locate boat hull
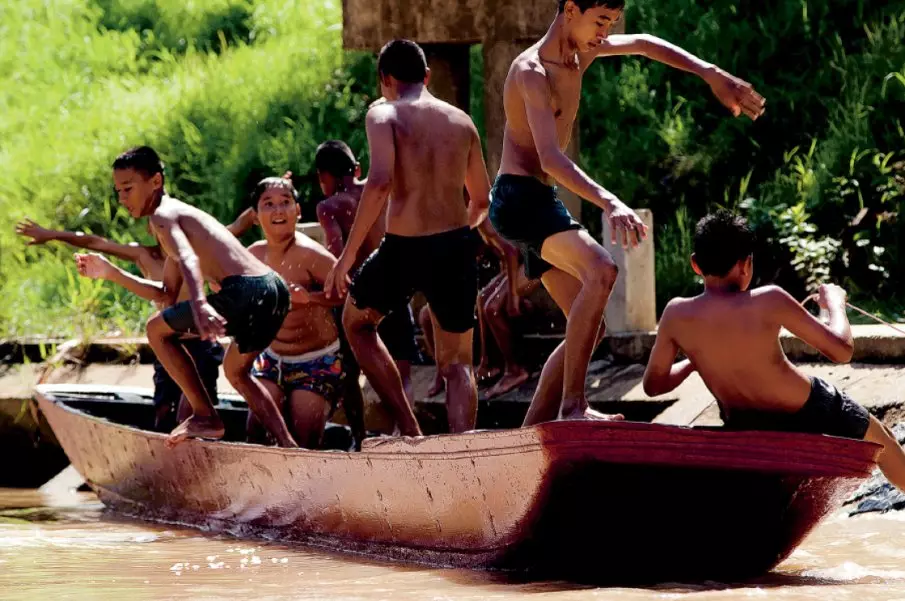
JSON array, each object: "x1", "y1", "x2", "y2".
[{"x1": 34, "y1": 385, "x2": 880, "y2": 583}]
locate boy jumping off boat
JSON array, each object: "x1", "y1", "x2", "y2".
[
  {"x1": 491, "y1": 0, "x2": 766, "y2": 426},
  {"x1": 326, "y1": 39, "x2": 491, "y2": 435},
  {"x1": 77, "y1": 146, "x2": 295, "y2": 447},
  {"x1": 643, "y1": 210, "x2": 905, "y2": 492}
]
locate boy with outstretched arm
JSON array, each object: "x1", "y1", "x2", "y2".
[
  {"x1": 491, "y1": 0, "x2": 766, "y2": 426},
  {"x1": 643, "y1": 211, "x2": 905, "y2": 492}
]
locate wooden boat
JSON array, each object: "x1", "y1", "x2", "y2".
[{"x1": 34, "y1": 383, "x2": 880, "y2": 583}]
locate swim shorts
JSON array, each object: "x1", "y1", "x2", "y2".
[
  {"x1": 721, "y1": 377, "x2": 871, "y2": 440},
  {"x1": 350, "y1": 227, "x2": 477, "y2": 334},
  {"x1": 250, "y1": 340, "x2": 346, "y2": 411},
  {"x1": 162, "y1": 271, "x2": 290, "y2": 355},
  {"x1": 489, "y1": 173, "x2": 584, "y2": 280}
]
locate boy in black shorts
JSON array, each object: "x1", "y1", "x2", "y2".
[{"x1": 326, "y1": 40, "x2": 490, "y2": 434}]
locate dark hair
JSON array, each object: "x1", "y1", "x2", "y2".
[
  {"x1": 693, "y1": 210, "x2": 755, "y2": 277},
  {"x1": 112, "y1": 146, "x2": 165, "y2": 181},
  {"x1": 249, "y1": 172, "x2": 299, "y2": 210},
  {"x1": 558, "y1": 0, "x2": 625, "y2": 13},
  {"x1": 315, "y1": 140, "x2": 357, "y2": 178},
  {"x1": 377, "y1": 39, "x2": 428, "y2": 84}
]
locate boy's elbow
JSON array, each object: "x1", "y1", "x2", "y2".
[
  {"x1": 537, "y1": 150, "x2": 564, "y2": 176},
  {"x1": 830, "y1": 339, "x2": 855, "y2": 363},
  {"x1": 642, "y1": 374, "x2": 660, "y2": 397}
]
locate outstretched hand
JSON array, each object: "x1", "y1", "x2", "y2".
[
  {"x1": 707, "y1": 68, "x2": 766, "y2": 121},
  {"x1": 606, "y1": 199, "x2": 648, "y2": 249},
  {"x1": 16, "y1": 219, "x2": 54, "y2": 245},
  {"x1": 289, "y1": 283, "x2": 313, "y2": 305},
  {"x1": 191, "y1": 300, "x2": 227, "y2": 342},
  {"x1": 324, "y1": 255, "x2": 353, "y2": 300},
  {"x1": 74, "y1": 252, "x2": 114, "y2": 280}
]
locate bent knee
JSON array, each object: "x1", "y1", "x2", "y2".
[
  {"x1": 438, "y1": 362, "x2": 471, "y2": 381},
  {"x1": 580, "y1": 255, "x2": 618, "y2": 292},
  {"x1": 146, "y1": 312, "x2": 170, "y2": 337}
]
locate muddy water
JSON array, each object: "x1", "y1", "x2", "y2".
[{"x1": 1, "y1": 490, "x2": 905, "y2": 601}]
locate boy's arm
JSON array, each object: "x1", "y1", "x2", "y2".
[
  {"x1": 17, "y1": 219, "x2": 146, "y2": 264},
  {"x1": 463, "y1": 125, "x2": 491, "y2": 229},
  {"x1": 151, "y1": 215, "x2": 226, "y2": 340},
  {"x1": 226, "y1": 208, "x2": 257, "y2": 238},
  {"x1": 771, "y1": 285, "x2": 854, "y2": 363},
  {"x1": 642, "y1": 303, "x2": 696, "y2": 396},
  {"x1": 325, "y1": 106, "x2": 394, "y2": 298},
  {"x1": 594, "y1": 35, "x2": 765, "y2": 121},
  {"x1": 518, "y1": 67, "x2": 647, "y2": 247},
  {"x1": 294, "y1": 245, "x2": 344, "y2": 307},
  {"x1": 316, "y1": 201, "x2": 347, "y2": 259},
  {"x1": 74, "y1": 253, "x2": 176, "y2": 305}
]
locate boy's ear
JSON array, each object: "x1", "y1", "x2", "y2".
[
  {"x1": 151, "y1": 172, "x2": 163, "y2": 190},
  {"x1": 354, "y1": 164, "x2": 362, "y2": 179},
  {"x1": 690, "y1": 254, "x2": 703, "y2": 276},
  {"x1": 423, "y1": 68, "x2": 431, "y2": 87}
]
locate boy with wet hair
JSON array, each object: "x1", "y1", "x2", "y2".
[
  {"x1": 643, "y1": 210, "x2": 905, "y2": 492},
  {"x1": 326, "y1": 39, "x2": 491, "y2": 436},
  {"x1": 77, "y1": 145, "x2": 295, "y2": 447},
  {"x1": 315, "y1": 139, "x2": 422, "y2": 409},
  {"x1": 492, "y1": 0, "x2": 766, "y2": 426},
  {"x1": 244, "y1": 174, "x2": 357, "y2": 449}
]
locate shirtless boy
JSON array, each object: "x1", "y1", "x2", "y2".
[
  {"x1": 245, "y1": 175, "x2": 354, "y2": 449},
  {"x1": 326, "y1": 39, "x2": 490, "y2": 435},
  {"x1": 24, "y1": 203, "x2": 254, "y2": 432},
  {"x1": 74, "y1": 146, "x2": 295, "y2": 447},
  {"x1": 314, "y1": 140, "x2": 421, "y2": 406},
  {"x1": 491, "y1": 0, "x2": 766, "y2": 426},
  {"x1": 643, "y1": 210, "x2": 905, "y2": 492}
]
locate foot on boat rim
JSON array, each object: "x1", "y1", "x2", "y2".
[
  {"x1": 165, "y1": 414, "x2": 226, "y2": 448},
  {"x1": 560, "y1": 405, "x2": 624, "y2": 422}
]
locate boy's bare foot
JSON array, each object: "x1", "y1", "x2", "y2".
[
  {"x1": 165, "y1": 415, "x2": 226, "y2": 448},
  {"x1": 476, "y1": 364, "x2": 501, "y2": 385},
  {"x1": 560, "y1": 403, "x2": 624, "y2": 422},
  {"x1": 485, "y1": 368, "x2": 530, "y2": 400},
  {"x1": 427, "y1": 371, "x2": 445, "y2": 397}
]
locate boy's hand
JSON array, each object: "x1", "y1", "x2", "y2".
[
  {"x1": 605, "y1": 199, "x2": 648, "y2": 249},
  {"x1": 466, "y1": 201, "x2": 488, "y2": 230},
  {"x1": 817, "y1": 284, "x2": 847, "y2": 310},
  {"x1": 325, "y1": 254, "x2": 353, "y2": 300},
  {"x1": 191, "y1": 300, "x2": 227, "y2": 342},
  {"x1": 16, "y1": 219, "x2": 54, "y2": 245},
  {"x1": 289, "y1": 283, "x2": 313, "y2": 305},
  {"x1": 74, "y1": 253, "x2": 114, "y2": 280},
  {"x1": 706, "y1": 68, "x2": 765, "y2": 121}
]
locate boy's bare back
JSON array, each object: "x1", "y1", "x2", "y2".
[
  {"x1": 151, "y1": 197, "x2": 270, "y2": 284},
  {"x1": 373, "y1": 97, "x2": 479, "y2": 236}
]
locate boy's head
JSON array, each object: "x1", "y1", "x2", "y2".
[
  {"x1": 112, "y1": 146, "x2": 165, "y2": 218},
  {"x1": 692, "y1": 210, "x2": 755, "y2": 290},
  {"x1": 559, "y1": 0, "x2": 625, "y2": 53},
  {"x1": 377, "y1": 39, "x2": 430, "y2": 100},
  {"x1": 249, "y1": 172, "x2": 300, "y2": 239},
  {"x1": 315, "y1": 140, "x2": 360, "y2": 197}
]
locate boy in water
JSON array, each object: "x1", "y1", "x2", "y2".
[
  {"x1": 245, "y1": 174, "x2": 357, "y2": 449},
  {"x1": 491, "y1": 0, "x2": 766, "y2": 425},
  {"x1": 643, "y1": 211, "x2": 905, "y2": 492},
  {"x1": 326, "y1": 39, "x2": 490, "y2": 435},
  {"x1": 314, "y1": 140, "x2": 422, "y2": 407},
  {"x1": 75, "y1": 146, "x2": 295, "y2": 447},
  {"x1": 23, "y1": 208, "x2": 254, "y2": 432}
]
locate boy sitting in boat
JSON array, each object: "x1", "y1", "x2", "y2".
[
  {"x1": 25, "y1": 211, "x2": 254, "y2": 432},
  {"x1": 643, "y1": 210, "x2": 905, "y2": 491},
  {"x1": 245, "y1": 173, "x2": 357, "y2": 449},
  {"x1": 75, "y1": 146, "x2": 296, "y2": 448}
]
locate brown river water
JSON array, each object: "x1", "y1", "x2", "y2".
[{"x1": 1, "y1": 490, "x2": 905, "y2": 600}]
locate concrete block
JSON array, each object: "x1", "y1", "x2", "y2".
[{"x1": 601, "y1": 208, "x2": 657, "y2": 333}]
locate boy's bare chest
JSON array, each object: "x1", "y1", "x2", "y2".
[{"x1": 546, "y1": 67, "x2": 583, "y2": 144}]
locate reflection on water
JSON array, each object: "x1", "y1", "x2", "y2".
[{"x1": 1, "y1": 489, "x2": 905, "y2": 601}]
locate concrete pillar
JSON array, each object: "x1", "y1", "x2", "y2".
[
  {"x1": 423, "y1": 43, "x2": 471, "y2": 110},
  {"x1": 601, "y1": 209, "x2": 657, "y2": 333},
  {"x1": 297, "y1": 222, "x2": 326, "y2": 247}
]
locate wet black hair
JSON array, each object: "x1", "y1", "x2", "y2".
[
  {"x1": 112, "y1": 146, "x2": 165, "y2": 183},
  {"x1": 315, "y1": 140, "x2": 358, "y2": 178},
  {"x1": 693, "y1": 210, "x2": 755, "y2": 277},
  {"x1": 377, "y1": 39, "x2": 428, "y2": 84},
  {"x1": 249, "y1": 172, "x2": 299, "y2": 211},
  {"x1": 558, "y1": 0, "x2": 626, "y2": 13}
]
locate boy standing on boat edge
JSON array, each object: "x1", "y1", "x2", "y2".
[
  {"x1": 76, "y1": 146, "x2": 297, "y2": 448},
  {"x1": 490, "y1": 0, "x2": 765, "y2": 426},
  {"x1": 643, "y1": 210, "x2": 905, "y2": 492},
  {"x1": 325, "y1": 39, "x2": 491, "y2": 436}
]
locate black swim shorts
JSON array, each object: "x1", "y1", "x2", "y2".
[
  {"x1": 162, "y1": 271, "x2": 290, "y2": 355},
  {"x1": 489, "y1": 173, "x2": 584, "y2": 280},
  {"x1": 349, "y1": 227, "x2": 477, "y2": 334},
  {"x1": 721, "y1": 377, "x2": 870, "y2": 440}
]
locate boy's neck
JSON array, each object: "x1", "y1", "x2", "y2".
[
  {"x1": 143, "y1": 189, "x2": 165, "y2": 216},
  {"x1": 338, "y1": 176, "x2": 362, "y2": 194},
  {"x1": 703, "y1": 278, "x2": 745, "y2": 294},
  {"x1": 396, "y1": 83, "x2": 426, "y2": 101},
  {"x1": 539, "y1": 14, "x2": 578, "y2": 67},
  {"x1": 264, "y1": 231, "x2": 297, "y2": 255}
]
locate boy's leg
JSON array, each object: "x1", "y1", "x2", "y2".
[
  {"x1": 430, "y1": 312, "x2": 477, "y2": 434},
  {"x1": 343, "y1": 298, "x2": 422, "y2": 437},
  {"x1": 484, "y1": 282, "x2": 530, "y2": 400},
  {"x1": 476, "y1": 274, "x2": 506, "y2": 383},
  {"x1": 147, "y1": 313, "x2": 225, "y2": 444},
  {"x1": 419, "y1": 305, "x2": 445, "y2": 397},
  {"x1": 249, "y1": 376, "x2": 286, "y2": 445},
  {"x1": 223, "y1": 343, "x2": 298, "y2": 448},
  {"x1": 539, "y1": 229, "x2": 619, "y2": 420},
  {"x1": 522, "y1": 267, "x2": 615, "y2": 426},
  {"x1": 864, "y1": 415, "x2": 905, "y2": 493},
  {"x1": 286, "y1": 389, "x2": 331, "y2": 450}
]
